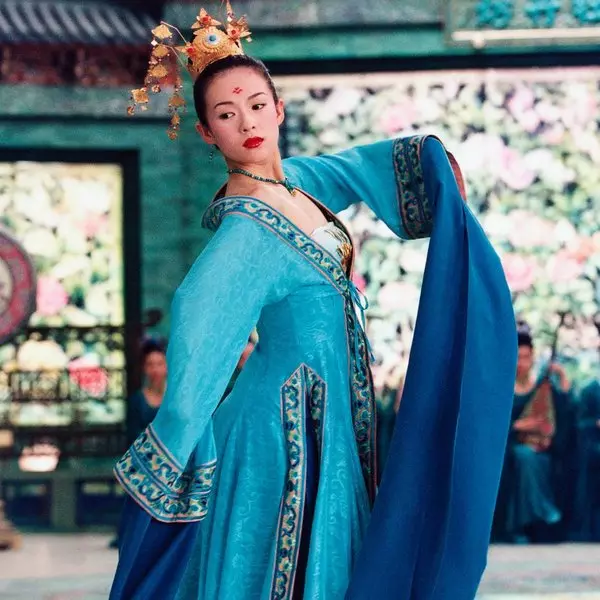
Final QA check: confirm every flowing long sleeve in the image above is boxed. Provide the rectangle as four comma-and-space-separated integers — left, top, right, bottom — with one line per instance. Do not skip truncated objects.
114, 215, 295, 523
284, 136, 466, 239
286, 136, 517, 599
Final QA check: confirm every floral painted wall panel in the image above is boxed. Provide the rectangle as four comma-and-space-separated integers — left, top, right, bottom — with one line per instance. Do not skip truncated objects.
0, 162, 125, 426
281, 67, 600, 388
0, 162, 124, 328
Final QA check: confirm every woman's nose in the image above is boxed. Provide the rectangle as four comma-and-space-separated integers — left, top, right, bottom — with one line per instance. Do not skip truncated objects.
240, 114, 256, 132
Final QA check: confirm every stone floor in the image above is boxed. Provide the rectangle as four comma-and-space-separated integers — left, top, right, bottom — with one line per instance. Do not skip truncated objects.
479, 544, 600, 599
0, 535, 598, 599
0, 534, 115, 600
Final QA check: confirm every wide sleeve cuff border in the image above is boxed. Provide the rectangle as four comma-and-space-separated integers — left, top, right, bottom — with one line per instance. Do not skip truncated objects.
114, 424, 217, 523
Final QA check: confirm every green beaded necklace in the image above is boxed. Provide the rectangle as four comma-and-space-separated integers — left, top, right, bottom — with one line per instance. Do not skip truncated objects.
227, 167, 296, 196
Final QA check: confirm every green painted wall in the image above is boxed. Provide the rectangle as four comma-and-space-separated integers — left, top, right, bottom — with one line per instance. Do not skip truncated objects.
0, 85, 221, 333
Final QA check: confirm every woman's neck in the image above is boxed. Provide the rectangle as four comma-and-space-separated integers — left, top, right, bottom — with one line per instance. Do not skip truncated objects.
145, 382, 165, 395
226, 154, 285, 182
515, 373, 534, 393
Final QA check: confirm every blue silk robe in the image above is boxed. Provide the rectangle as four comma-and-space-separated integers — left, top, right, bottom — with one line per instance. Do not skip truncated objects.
111, 136, 516, 600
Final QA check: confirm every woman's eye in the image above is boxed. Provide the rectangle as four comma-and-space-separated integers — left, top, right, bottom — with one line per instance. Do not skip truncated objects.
252, 103, 266, 110
218, 112, 234, 120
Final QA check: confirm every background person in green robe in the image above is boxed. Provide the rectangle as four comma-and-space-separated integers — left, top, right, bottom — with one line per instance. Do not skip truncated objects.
496, 323, 575, 543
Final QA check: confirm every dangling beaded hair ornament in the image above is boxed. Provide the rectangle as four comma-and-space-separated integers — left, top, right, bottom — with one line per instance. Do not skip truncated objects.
128, 1, 252, 139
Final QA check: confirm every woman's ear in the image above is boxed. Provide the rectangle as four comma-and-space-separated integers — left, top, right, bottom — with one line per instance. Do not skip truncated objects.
196, 121, 216, 144
276, 99, 285, 126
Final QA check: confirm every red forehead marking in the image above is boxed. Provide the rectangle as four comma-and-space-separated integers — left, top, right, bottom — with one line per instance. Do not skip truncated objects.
232, 87, 243, 94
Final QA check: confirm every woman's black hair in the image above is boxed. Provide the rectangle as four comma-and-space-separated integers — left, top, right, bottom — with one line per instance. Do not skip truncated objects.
193, 54, 279, 127
140, 338, 166, 363
517, 332, 533, 349
517, 321, 534, 349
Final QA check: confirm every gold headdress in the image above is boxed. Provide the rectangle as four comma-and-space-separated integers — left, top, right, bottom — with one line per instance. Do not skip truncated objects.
128, 1, 252, 139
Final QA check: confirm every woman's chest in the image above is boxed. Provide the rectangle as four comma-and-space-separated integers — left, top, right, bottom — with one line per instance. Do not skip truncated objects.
263, 187, 330, 235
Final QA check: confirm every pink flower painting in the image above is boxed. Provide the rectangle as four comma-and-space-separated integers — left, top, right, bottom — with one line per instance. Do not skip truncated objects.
501, 254, 538, 292
546, 251, 584, 284
68, 356, 109, 397
36, 276, 68, 317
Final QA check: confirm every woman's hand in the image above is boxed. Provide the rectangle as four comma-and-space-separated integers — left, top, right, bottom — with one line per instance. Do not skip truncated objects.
513, 416, 544, 432
548, 362, 570, 392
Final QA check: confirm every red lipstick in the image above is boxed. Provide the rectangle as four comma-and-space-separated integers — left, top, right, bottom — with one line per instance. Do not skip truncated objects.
243, 137, 264, 149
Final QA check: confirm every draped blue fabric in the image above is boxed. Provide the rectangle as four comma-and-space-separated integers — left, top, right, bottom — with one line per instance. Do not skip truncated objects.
288, 136, 517, 598
346, 137, 516, 599
111, 135, 515, 599
110, 498, 199, 600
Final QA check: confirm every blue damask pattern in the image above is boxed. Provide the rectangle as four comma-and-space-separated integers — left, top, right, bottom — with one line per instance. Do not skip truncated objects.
203, 197, 348, 293
204, 195, 377, 506
114, 425, 216, 522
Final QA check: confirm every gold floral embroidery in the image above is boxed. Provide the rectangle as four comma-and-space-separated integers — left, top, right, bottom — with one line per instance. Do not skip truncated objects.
271, 365, 326, 600
343, 295, 377, 503
393, 135, 433, 240
306, 368, 326, 454
203, 197, 348, 293
271, 367, 306, 600
114, 425, 216, 522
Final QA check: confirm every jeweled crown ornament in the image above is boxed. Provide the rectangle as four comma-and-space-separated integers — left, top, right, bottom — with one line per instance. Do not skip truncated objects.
128, 1, 252, 139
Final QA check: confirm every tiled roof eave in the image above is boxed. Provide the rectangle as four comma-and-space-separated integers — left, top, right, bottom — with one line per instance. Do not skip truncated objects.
0, 0, 155, 46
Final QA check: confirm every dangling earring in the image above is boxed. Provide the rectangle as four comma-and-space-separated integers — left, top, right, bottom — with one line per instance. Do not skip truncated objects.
209, 145, 217, 161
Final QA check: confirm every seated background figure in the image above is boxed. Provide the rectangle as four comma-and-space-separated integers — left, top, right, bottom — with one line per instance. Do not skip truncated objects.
495, 323, 575, 543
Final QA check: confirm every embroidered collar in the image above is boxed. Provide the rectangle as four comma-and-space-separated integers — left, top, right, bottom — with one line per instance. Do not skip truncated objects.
203, 195, 351, 294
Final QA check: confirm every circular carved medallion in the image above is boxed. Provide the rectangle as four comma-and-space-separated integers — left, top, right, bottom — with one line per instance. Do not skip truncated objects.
0, 227, 36, 345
